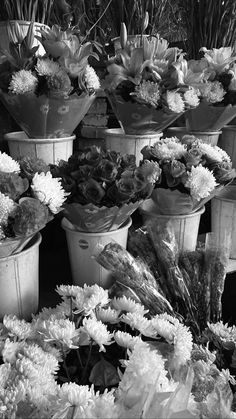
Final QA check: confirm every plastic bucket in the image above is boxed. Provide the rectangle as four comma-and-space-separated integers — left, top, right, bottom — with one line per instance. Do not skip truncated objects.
166, 126, 188, 140
211, 185, 236, 259
139, 199, 205, 251
0, 233, 41, 320
5, 131, 75, 164
61, 217, 132, 288
189, 130, 221, 145
218, 126, 236, 168
103, 128, 163, 163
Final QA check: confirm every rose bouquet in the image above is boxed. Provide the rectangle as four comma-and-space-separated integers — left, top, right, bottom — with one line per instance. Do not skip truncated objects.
0, 22, 101, 138
140, 135, 236, 214
50, 145, 160, 232
0, 282, 235, 418
104, 24, 200, 135
174, 47, 236, 131
0, 152, 68, 257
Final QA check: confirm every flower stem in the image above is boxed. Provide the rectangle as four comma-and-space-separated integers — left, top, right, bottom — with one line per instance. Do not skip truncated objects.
80, 341, 93, 384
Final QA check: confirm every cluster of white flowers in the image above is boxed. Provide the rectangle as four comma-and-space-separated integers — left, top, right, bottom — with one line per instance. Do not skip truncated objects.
152, 137, 187, 160
84, 65, 101, 91
165, 90, 185, 113
9, 69, 38, 95
199, 80, 226, 103
0, 151, 20, 173
31, 171, 68, 214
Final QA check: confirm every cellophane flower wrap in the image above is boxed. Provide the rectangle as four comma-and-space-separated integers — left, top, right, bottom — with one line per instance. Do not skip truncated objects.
176, 47, 236, 131
50, 145, 159, 232
0, 152, 68, 257
0, 22, 101, 138
0, 277, 236, 418
140, 134, 236, 214
104, 25, 200, 134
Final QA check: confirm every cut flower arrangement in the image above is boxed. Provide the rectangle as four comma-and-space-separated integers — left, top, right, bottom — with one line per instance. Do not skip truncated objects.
174, 46, 236, 131
104, 23, 200, 134
141, 134, 236, 214
0, 22, 101, 138
50, 145, 160, 232
1, 282, 236, 418
0, 151, 68, 257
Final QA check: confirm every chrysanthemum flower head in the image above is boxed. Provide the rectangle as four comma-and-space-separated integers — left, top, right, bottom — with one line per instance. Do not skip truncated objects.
82, 284, 109, 314
96, 307, 120, 324
207, 321, 236, 342
35, 58, 60, 76
199, 80, 225, 103
131, 80, 161, 107
184, 87, 200, 108
84, 65, 100, 90
31, 172, 68, 214
0, 152, 20, 173
197, 142, 224, 163
3, 315, 33, 340
82, 317, 113, 352
39, 318, 80, 349
185, 164, 217, 200
111, 296, 148, 316
165, 90, 185, 113
121, 312, 155, 337
9, 69, 38, 94
152, 137, 187, 160
59, 383, 93, 406
0, 192, 16, 227
114, 331, 142, 349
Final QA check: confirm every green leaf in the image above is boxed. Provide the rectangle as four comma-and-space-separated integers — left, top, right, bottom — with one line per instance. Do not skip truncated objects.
89, 357, 120, 387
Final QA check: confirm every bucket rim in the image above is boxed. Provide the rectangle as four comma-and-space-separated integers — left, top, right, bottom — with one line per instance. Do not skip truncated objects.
139, 203, 205, 219
0, 232, 42, 261
4, 131, 76, 143
103, 128, 163, 139
189, 130, 222, 135
61, 217, 132, 236
222, 125, 236, 132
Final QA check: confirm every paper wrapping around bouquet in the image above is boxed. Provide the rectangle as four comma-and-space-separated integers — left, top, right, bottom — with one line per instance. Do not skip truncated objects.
151, 186, 227, 215
63, 201, 142, 233
106, 91, 182, 135
0, 234, 34, 258
185, 102, 236, 132
0, 92, 95, 138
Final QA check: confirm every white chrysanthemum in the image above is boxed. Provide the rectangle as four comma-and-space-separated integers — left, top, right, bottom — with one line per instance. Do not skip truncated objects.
56, 284, 84, 299
82, 317, 113, 352
39, 318, 79, 349
166, 90, 185, 113
19, 342, 59, 374
1, 338, 21, 363
199, 80, 225, 103
185, 165, 217, 200
173, 323, 193, 368
197, 142, 224, 163
111, 296, 148, 316
151, 315, 176, 343
207, 321, 236, 342
84, 65, 100, 90
3, 315, 33, 340
121, 312, 155, 337
184, 87, 200, 108
114, 331, 142, 349
0, 192, 15, 227
9, 69, 38, 94
88, 389, 119, 419
31, 172, 67, 214
214, 145, 231, 163
35, 58, 60, 76
59, 383, 93, 406
152, 138, 187, 160
81, 284, 109, 315
132, 80, 161, 107
0, 151, 20, 173
96, 307, 120, 324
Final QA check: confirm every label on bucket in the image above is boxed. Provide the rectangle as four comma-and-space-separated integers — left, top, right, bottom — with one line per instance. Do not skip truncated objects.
78, 239, 89, 250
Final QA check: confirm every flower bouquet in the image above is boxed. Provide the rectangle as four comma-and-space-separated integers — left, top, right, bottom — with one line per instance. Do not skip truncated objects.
141, 135, 236, 214
104, 24, 200, 135
0, 152, 68, 257
0, 282, 236, 418
176, 47, 236, 131
50, 145, 160, 232
0, 23, 101, 138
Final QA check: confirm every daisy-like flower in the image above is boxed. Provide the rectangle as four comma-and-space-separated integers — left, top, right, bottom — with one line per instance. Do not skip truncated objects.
121, 312, 155, 337
0, 192, 16, 227
214, 145, 231, 163
35, 58, 60, 76
111, 296, 148, 316
183, 87, 200, 108
165, 90, 185, 113
151, 138, 187, 160
131, 80, 161, 107
39, 318, 80, 349
3, 315, 33, 340
207, 321, 236, 342
96, 307, 120, 324
82, 317, 113, 352
80, 284, 109, 315
19, 342, 59, 374
114, 331, 142, 349
0, 151, 20, 173
172, 323, 193, 368
199, 80, 225, 103
84, 65, 100, 91
197, 142, 224, 163
58, 382, 93, 406
88, 389, 119, 419
31, 171, 68, 214
9, 69, 38, 94
1, 338, 21, 363
56, 284, 84, 299
185, 165, 217, 200
151, 315, 176, 343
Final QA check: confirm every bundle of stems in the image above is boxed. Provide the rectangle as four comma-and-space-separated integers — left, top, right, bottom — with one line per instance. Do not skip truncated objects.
179, 0, 236, 59
0, 0, 55, 25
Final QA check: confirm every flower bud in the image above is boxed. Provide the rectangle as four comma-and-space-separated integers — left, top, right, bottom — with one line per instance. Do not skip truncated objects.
120, 22, 127, 49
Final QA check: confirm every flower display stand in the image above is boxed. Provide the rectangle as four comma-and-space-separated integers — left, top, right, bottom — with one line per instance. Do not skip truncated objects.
218, 126, 236, 168
61, 217, 132, 289
140, 199, 205, 251
0, 233, 41, 320
5, 131, 75, 165
103, 128, 163, 163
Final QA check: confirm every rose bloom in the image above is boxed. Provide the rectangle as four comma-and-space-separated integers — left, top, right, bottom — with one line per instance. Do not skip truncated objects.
170, 160, 186, 178
80, 179, 105, 204
94, 159, 118, 182
185, 147, 203, 167
84, 147, 103, 166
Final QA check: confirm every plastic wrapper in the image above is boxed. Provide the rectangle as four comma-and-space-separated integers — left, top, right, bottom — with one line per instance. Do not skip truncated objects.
0, 233, 35, 258
94, 241, 174, 315
185, 102, 236, 132
106, 91, 182, 135
0, 91, 95, 138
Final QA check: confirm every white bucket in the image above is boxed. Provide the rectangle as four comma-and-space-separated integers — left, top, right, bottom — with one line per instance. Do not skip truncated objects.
166, 126, 188, 140
5, 131, 75, 165
218, 125, 236, 168
61, 217, 132, 288
189, 130, 221, 145
0, 233, 41, 320
211, 185, 236, 259
139, 199, 205, 251
103, 128, 162, 163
